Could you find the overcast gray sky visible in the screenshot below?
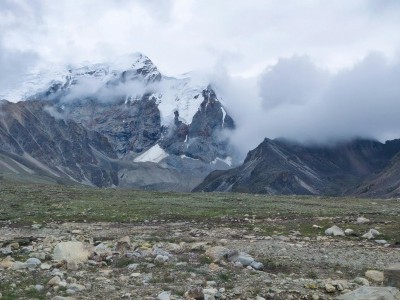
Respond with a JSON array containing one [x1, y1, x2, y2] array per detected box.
[[1, 0, 400, 151], [1, 0, 399, 76]]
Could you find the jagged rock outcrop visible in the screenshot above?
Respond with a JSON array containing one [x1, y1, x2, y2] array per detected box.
[[194, 137, 400, 196], [161, 86, 235, 162]]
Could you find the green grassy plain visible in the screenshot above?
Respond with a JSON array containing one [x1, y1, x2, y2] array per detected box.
[[1, 181, 399, 242]]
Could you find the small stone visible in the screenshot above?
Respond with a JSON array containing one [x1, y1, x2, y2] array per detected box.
[[94, 243, 112, 257], [157, 291, 171, 300], [365, 270, 384, 282], [12, 261, 27, 270], [71, 230, 82, 234], [356, 217, 370, 224], [185, 287, 204, 299], [354, 277, 370, 286], [0, 246, 12, 255], [48, 276, 62, 286], [325, 225, 345, 236], [237, 252, 254, 266], [362, 229, 380, 240], [67, 283, 85, 292], [130, 272, 141, 277], [203, 288, 218, 300], [250, 261, 264, 270], [154, 254, 169, 264], [0, 256, 15, 269], [40, 263, 52, 270], [25, 257, 41, 268], [344, 228, 356, 236], [9, 242, 19, 250], [35, 284, 44, 291], [325, 283, 336, 293], [205, 246, 230, 261], [375, 239, 388, 244]]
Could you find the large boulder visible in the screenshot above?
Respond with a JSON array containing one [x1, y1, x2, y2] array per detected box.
[[336, 286, 400, 300], [53, 241, 93, 263]]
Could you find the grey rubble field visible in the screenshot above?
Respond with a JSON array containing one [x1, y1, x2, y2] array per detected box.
[[0, 182, 400, 299]]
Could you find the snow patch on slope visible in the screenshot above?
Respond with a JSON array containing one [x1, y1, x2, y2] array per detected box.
[[157, 71, 210, 126], [211, 156, 233, 167], [134, 144, 169, 163]]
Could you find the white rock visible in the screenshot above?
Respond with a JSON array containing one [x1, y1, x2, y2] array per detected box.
[[354, 277, 370, 286], [154, 254, 169, 264], [365, 270, 384, 282], [344, 228, 356, 236], [35, 284, 44, 291], [40, 263, 52, 270], [375, 239, 388, 244], [48, 276, 62, 286], [362, 229, 380, 240], [356, 217, 370, 224], [94, 243, 112, 256], [336, 286, 400, 300], [325, 225, 345, 236], [157, 291, 171, 300], [250, 261, 264, 270], [11, 261, 27, 270], [237, 252, 254, 266], [325, 283, 336, 293], [203, 288, 218, 300], [53, 241, 93, 263], [67, 283, 86, 292], [25, 257, 41, 268]]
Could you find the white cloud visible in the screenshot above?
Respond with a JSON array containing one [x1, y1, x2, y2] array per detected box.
[[1, 0, 400, 77], [221, 52, 400, 156]]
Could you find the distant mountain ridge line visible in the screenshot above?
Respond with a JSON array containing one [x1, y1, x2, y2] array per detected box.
[[194, 137, 400, 198]]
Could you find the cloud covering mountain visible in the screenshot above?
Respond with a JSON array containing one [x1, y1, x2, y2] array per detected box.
[[215, 53, 400, 155]]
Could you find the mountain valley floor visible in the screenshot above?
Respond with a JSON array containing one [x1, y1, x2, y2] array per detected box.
[[0, 182, 399, 299]]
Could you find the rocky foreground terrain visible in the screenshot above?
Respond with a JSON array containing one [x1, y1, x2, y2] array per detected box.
[[1, 219, 400, 300], [1, 182, 400, 299]]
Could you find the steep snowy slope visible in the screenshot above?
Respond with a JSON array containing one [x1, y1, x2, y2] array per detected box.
[[0, 53, 237, 190]]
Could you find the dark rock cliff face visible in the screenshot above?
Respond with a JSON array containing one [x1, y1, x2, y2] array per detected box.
[[57, 95, 162, 157], [0, 100, 118, 187], [354, 139, 400, 197], [194, 138, 400, 196]]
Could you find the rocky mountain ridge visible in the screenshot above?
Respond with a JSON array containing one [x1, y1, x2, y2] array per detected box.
[[194, 137, 400, 197], [0, 53, 236, 190]]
